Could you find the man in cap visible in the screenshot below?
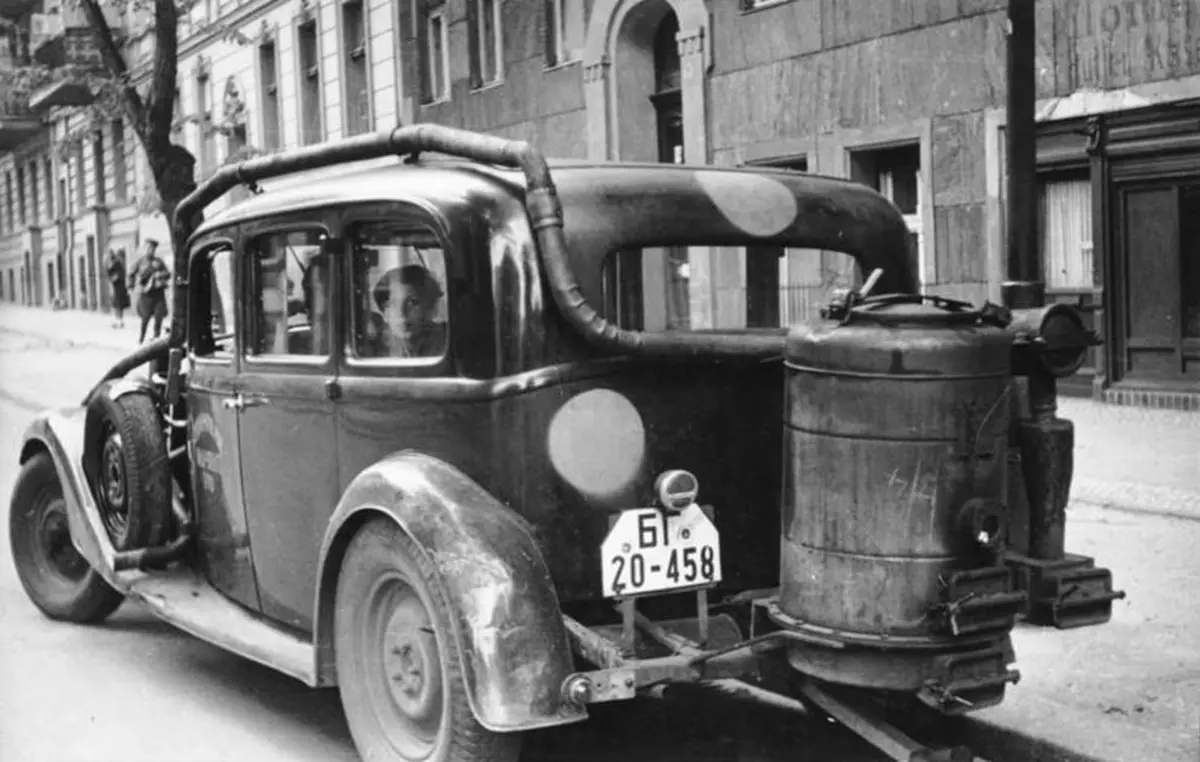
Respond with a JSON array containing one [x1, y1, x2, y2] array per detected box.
[[128, 238, 171, 344]]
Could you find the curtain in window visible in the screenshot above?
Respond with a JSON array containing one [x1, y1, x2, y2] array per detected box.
[[1039, 178, 1093, 290]]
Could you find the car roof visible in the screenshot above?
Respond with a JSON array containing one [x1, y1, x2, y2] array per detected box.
[[188, 156, 809, 239]]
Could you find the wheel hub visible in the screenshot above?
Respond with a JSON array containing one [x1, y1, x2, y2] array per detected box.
[[363, 576, 444, 758], [98, 429, 129, 540], [36, 498, 87, 581], [383, 601, 439, 722]]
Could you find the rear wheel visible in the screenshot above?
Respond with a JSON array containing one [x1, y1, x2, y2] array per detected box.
[[334, 518, 522, 762], [9, 452, 124, 623]]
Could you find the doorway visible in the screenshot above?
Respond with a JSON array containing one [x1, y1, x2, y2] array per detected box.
[[1112, 177, 1200, 385], [604, 5, 689, 330]]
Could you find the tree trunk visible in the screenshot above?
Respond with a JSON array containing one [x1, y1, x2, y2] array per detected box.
[[151, 142, 201, 347]]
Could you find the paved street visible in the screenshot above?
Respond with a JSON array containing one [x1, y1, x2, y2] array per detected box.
[[0, 304, 1197, 762]]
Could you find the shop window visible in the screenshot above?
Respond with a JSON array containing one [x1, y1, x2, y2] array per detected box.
[[545, 0, 584, 68], [1037, 173, 1093, 291], [246, 229, 331, 357], [468, 0, 503, 88], [419, 2, 450, 103]]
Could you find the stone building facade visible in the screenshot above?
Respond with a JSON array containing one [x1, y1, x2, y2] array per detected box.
[[2, 0, 1199, 398]]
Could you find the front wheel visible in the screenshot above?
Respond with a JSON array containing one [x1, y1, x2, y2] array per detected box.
[[334, 518, 522, 762], [9, 452, 124, 623]]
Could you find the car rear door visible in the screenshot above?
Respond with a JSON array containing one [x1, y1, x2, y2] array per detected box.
[[235, 211, 340, 631]]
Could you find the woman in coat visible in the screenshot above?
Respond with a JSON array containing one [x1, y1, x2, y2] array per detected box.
[[106, 248, 130, 328]]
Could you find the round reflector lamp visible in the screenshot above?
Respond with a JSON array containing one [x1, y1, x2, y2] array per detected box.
[[655, 470, 699, 512]]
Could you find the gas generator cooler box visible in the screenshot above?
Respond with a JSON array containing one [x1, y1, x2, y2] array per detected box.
[[772, 294, 1029, 714]]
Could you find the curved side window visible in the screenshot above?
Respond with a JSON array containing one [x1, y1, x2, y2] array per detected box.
[[192, 243, 236, 359]]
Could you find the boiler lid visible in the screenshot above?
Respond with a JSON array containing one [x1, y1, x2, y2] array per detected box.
[[785, 294, 1013, 375]]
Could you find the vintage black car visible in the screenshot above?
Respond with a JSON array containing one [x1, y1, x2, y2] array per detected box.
[[9, 124, 1123, 762]]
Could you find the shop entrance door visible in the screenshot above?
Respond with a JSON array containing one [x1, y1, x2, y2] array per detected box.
[[1113, 178, 1200, 385]]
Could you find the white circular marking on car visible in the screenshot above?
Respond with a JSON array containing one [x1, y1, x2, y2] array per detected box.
[[547, 389, 646, 498], [695, 170, 798, 237]]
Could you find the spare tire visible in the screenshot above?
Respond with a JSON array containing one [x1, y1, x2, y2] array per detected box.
[[85, 388, 173, 552]]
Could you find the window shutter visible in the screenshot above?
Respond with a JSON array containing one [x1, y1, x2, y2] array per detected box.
[[467, 0, 482, 89], [544, 0, 557, 67], [417, 0, 432, 103]]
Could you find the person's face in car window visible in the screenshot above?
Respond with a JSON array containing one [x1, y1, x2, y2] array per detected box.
[[377, 268, 440, 341]]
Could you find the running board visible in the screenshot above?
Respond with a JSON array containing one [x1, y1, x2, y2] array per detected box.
[[125, 568, 317, 686]]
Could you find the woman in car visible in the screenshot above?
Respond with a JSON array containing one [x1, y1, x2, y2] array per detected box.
[[361, 265, 448, 359]]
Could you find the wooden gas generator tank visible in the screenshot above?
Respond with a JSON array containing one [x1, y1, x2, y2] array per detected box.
[[779, 295, 1014, 642]]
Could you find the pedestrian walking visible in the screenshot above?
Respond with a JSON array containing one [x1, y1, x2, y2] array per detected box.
[[105, 248, 130, 328], [128, 239, 171, 344]]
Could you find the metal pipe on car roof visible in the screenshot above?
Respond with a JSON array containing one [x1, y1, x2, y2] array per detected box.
[[168, 123, 917, 361]]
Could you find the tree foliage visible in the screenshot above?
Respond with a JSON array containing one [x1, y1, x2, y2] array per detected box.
[[6, 0, 260, 222]]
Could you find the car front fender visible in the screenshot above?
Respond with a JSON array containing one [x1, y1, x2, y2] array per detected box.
[[313, 451, 586, 733], [18, 408, 126, 591]]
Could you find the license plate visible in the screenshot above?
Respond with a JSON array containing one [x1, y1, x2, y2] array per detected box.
[[600, 505, 723, 598]]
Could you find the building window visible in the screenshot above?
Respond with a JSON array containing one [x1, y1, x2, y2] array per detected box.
[[467, 0, 502, 89], [93, 130, 107, 205], [58, 177, 68, 219], [850, 144, 923, 284], [74, 143, 85, 211], [545, 0, 584, 67], [197, 72, 215, 178], [28, 160, 39, 222], [2, 173, 10, 232], [43, 156, 53, 218], [16, 166, 25, 227], [112, 120, 128, 201], [298, 20, 323, 145], [1038, 172, 1093, 291], [342, 0, 370, 135], [258, 39, 282, 151], [419, 3, 450, 104]]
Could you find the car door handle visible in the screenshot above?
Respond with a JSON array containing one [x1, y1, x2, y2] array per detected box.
[[222, 393, 271, 411]]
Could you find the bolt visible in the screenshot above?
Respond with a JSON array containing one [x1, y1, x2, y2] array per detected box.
[[624, 676, 634, 689], [565, 677, 592, 706]]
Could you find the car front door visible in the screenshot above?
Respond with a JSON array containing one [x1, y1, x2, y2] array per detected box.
[[236, 213, 339, 631], [187, 237, 260, 610]]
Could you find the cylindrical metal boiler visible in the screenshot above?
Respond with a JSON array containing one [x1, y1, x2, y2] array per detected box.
[[777, 295, 1017, 694]]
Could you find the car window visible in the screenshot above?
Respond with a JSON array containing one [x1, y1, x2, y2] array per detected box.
[[246, 228, 332, 358], [601, 246, 860, 331], [347, 221, 449, 362], [193, 244, 236, 359]]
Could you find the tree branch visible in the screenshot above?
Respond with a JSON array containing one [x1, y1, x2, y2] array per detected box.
[[77, 0, 148, 140]]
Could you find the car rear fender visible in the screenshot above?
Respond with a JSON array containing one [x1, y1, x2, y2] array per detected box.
[[313, 451, 586, 733]]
